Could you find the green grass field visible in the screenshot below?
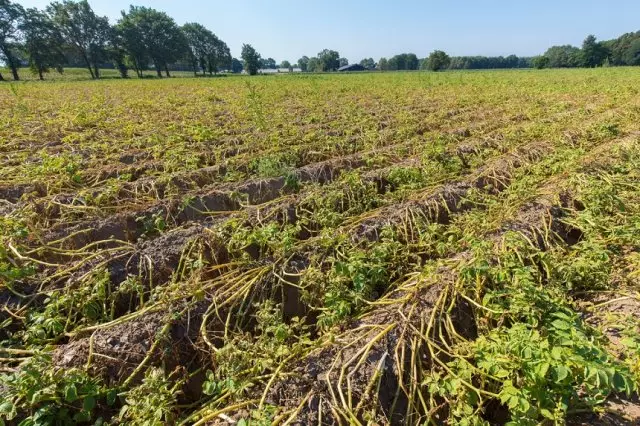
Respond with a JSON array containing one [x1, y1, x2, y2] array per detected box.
[[1, 68, 640, 425]]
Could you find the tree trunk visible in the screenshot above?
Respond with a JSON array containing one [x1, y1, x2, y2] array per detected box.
[[116, 61, 128, 78], [164, 65, 170, 77], [82, 52, 95, 79], [0, 46, 19, 81], [10, 64, 19, 81], [0, 71, 4, 81], [155, 65, 162, 78], [38, 68, 44, 81], [132, 58, 141, 78], [93, 63, 100, 79]]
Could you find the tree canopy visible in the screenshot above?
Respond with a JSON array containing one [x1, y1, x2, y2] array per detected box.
[[543, 45, 582, 68], [260, 57, 276, 69], [241, 43, 260, 75], [424, 50, 451, 71], [388, 53, 419, 71], [47, 0, 110, 79], [297, 56, 309, 72], [20, 7, 65, 79], [359, 58, 375, 70], [317, 49, 340, 71], [0, 0, 25, 80], [117, 6, 187, 78], [582, 35, 608, 67], [624, 39, 640, 66]]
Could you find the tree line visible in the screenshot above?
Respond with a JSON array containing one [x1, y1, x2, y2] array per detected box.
[[355, 32, 640, 73], [2, 0, 639, 80], [532, 33, 640, 68], [0, 0, 234, 80], [279, 31, 639, 76]]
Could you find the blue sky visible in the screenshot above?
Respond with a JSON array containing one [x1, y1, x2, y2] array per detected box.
[[16, 0, 640, 63]]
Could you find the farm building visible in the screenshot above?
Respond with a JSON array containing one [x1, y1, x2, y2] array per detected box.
[[253, 68, 303, 74], [338, 64, 366, 72]]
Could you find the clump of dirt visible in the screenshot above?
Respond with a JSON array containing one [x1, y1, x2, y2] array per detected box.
[[296, 156, 368, 184], [500, 190, 581, 248], [567, 397, 640, 425], [167, 164, 226, 192], [0, 183, 45, 203], [579, 291, 640, 362], [0, 282, 40, 341], [0, 199, 17, 216], [107, 223, 226, 294], [118, 150, 152, 165], [53, 302, 209, 398]]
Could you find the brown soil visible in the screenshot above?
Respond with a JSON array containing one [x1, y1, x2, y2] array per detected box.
[[53, 301, 209, 397], [567, 397, 640, 425], [0, 183, 45, 203]]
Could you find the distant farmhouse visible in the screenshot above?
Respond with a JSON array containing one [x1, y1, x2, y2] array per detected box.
[[338, 64, 366, 72]]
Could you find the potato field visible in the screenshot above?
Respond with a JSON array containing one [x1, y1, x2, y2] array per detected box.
[[1, 68, 640, 425]]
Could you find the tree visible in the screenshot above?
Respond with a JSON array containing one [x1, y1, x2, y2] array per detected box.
[[339, 57, 348, 67], [543, 45, 582, 68], [117, 6, 187, 78], [19, 8, 66, 80], [582, 35, 608, 67], [297, 56, 309, 72], [406, 53, 419, 70], [532, 55, 550, 69], [182, 22, 212, 76], [48, 0, 111, 79], [426, 50, 451, 71], [116, 10, 147, 77], [625, 39, 640, 66], [105, 24, 130, 78], [317, 49, 340, 71], [385, 53, 418, 71], [307, 57, 320, 72], [505, 54, 519, 68], [604, 31, 640, 65], [359, 58, 375, 69], [378, 57, 389, 71], [205, 34, 231, 75], [387, 55, 401, 70], [231, 57, 243, 73], [241, 43, 260, 75], [260, 57, 276, 69], [0, 0, 25, 81]]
